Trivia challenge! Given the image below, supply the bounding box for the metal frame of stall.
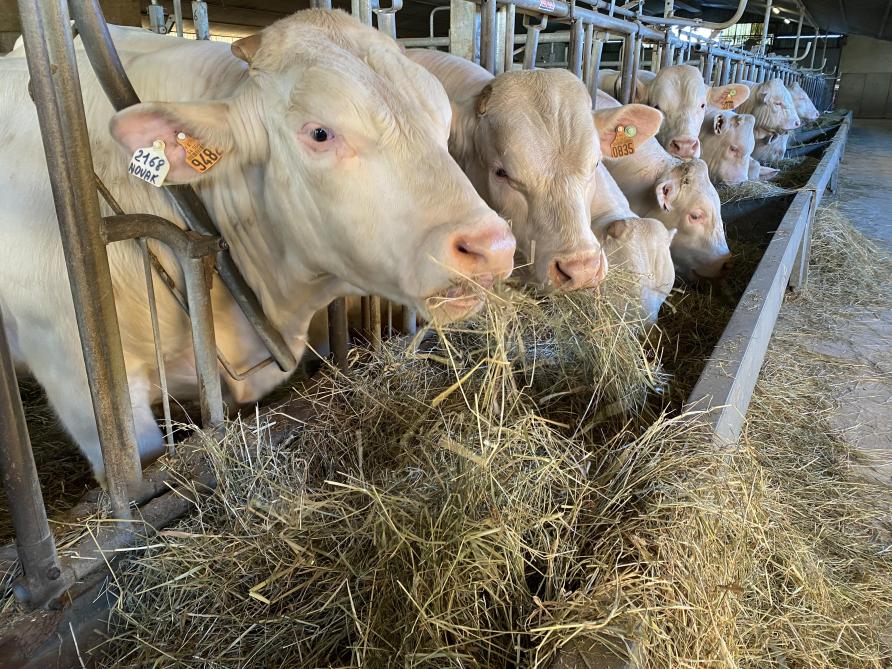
[0,0,843,665]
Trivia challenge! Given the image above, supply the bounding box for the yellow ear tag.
[610,124,636,158]
[720,89,737,110]
[176,132,222,174]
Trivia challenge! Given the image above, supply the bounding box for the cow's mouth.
[425,275,495,323]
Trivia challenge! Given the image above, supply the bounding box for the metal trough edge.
[684,112,851,448]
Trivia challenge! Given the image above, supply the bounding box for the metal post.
[589,30,604,97]
[568,19,585,78]
[173,0,184,37]
[18,0,141,518]
[328,299,348,372]
[449,0,478,60]
[704,49,714,85]
[760,0,772,55]
[0,308,64,609]
[148,1,166,34]
[481,0,498,73]
[793,11,803,58]
[192,1,209,40]
[503,3,515,72]
[619,33,637,103]
[402,306,417,335]
[311,0,333,8]
[810,27,819,69]
[374,0,402,39]
[370,296,382,351]
[522,13,546,70]
[582,23,594,85]
[182,255,224,428]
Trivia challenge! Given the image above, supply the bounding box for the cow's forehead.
[485,71,596,174]
[652,65,706,101]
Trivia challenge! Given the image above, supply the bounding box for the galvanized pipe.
[327,299,348,372]
[402,306,417,335]
[192,1,209,39]
[522,13,546,69]
[481,0,498,73]
[373,0,402,39]
[503,3,515,72]
[0,308,65,610]
[568,19,585,78]
[311,0,333,8]
[173,0,184,37]
[69,0,298,374]
[793,10,803,58]
[18,0,141,518]
[619,33,637,103]
[760,0,772,55]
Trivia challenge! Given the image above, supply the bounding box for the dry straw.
[93,204,892,668]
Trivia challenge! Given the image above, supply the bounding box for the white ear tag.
[127,139,170,187]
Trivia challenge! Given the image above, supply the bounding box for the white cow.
[736,78,801,163]
[787,81,820,122]
[408,49,663,290]
[599,65,749,159]
[699,109,762,185]
[596,91,731,280]
[590,164,675,324]
[0,10,516,482]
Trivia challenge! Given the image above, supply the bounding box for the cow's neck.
[590,163,636,231]
[604,137,677,214]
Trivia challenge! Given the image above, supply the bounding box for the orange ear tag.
[176,132,223,173]
[720,89,737,110]
[610,125,636,158]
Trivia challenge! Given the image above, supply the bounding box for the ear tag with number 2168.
[127,139,169,187]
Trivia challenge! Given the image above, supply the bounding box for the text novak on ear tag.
[176,132,222,174]
[128,139,169,187]
[610,124,636,158]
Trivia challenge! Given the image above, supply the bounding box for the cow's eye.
[495,167,509,179]
[310,127,333,142]
[688,210,704,223]
[700,102,706,109]
[653,104,660,111]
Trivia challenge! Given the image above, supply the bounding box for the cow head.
[602,218,676,324]
[787,81,820,122]
[457,68,661,291]
[645,159,730,279]
[110,10,515,326]
[699,109,757,185]
[638,65,749,160]
[743,78,801,133]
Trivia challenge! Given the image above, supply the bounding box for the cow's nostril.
[554,261,572,285]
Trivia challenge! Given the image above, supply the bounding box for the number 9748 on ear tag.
[128,139,169,187]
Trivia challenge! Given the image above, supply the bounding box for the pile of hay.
[94,218,892,668]
[717,155,821,204]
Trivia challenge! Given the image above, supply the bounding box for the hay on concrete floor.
[93,224,892,668]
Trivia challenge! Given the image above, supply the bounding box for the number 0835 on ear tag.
[127,139,169,187]
[610,125,636,158]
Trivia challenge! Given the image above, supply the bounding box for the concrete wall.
[838,35,892,118]
[0,0,141,53]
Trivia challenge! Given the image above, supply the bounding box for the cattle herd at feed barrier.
[0,0,841,645]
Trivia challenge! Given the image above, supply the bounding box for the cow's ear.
[607,219,630,239]
[707,83,749,109]
[475,83,494,116]
[655,178,678,211]
[632,76,650,104]
[756,165,779,181]
[110,102,235,185]
[593,103,663,157]
[231,33,262,64]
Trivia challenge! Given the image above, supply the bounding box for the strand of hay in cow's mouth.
[92,234,892,668]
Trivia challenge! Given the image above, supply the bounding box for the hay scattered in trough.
[94,216,892,668]
[717,155,821,204]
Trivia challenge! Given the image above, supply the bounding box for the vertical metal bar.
[374,0,402,39]
[449,0,478,60]
[760,0,772,54]
[503,3,516,72]
[590,31,604,96]
[182,257,224,428]
[0,308,63,608]
[18,0,140,517]
[582,23,594,85]
[704,50,714,85]
[386,301,393,338]
[361,296,371,339]
[328,299,348,372]
[522,14,545,70]
[810,27,819,69]
[481,0,498,73]
[148,1,166,34]
[793,11,803,58]
[173,0,184,37]
[192,1,209,40]
[568,20,584,78]
[139,239,174,449]
[619,33,636,103]
[402,306,417,336]
[311,0,333,8]
[370,296,382,351]
[493,6,507,74]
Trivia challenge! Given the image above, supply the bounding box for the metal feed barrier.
[0,0,844,665]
